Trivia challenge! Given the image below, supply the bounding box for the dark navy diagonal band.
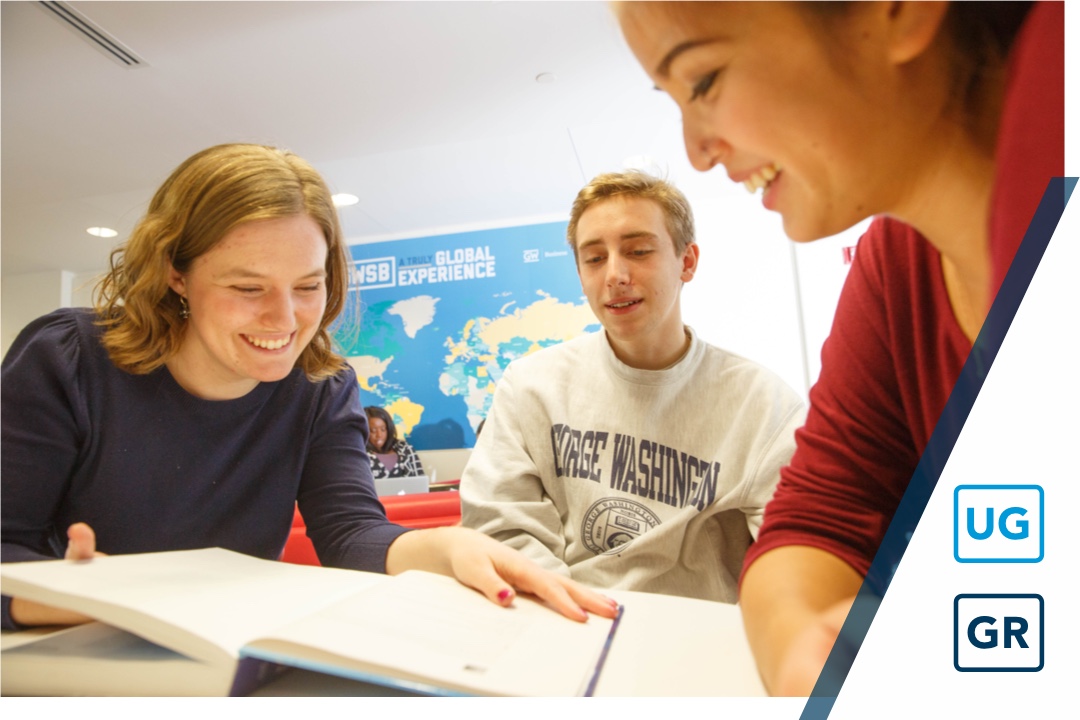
[800,177,1077,720]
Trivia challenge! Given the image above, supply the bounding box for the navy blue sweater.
[1,308,408,629]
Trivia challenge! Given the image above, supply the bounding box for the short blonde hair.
[566,171,695,259]
[94,143,349,380]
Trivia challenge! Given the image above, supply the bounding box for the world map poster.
[334,221,600,450]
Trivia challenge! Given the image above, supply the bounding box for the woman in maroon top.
[615,1,1063,695]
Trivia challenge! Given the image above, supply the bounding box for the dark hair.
[941,1,1032,109]
[803,2,1032,117]
[364,406,398,453]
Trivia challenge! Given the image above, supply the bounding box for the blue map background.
[333,221,600,450]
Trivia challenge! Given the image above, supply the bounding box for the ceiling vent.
[38,1,148,69]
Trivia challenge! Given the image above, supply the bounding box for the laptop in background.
[373,474,430,497]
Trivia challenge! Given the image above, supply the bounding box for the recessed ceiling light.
[535,72,556,84]
[86,227,118,238]
[332,193,359,207]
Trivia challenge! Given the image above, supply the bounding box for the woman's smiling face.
[617,1,913,242]
[167,214,329,400]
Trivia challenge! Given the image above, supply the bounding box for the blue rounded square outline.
[953,484,1044,563]
[953,593,1044,672]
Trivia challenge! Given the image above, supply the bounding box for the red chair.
[381,491,462,529]
[280,492,462,567]
[280,506,320,566]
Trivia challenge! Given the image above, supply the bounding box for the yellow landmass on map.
[443,295,597,365]
[445,319,478,361]
[386,398,424,437]
[475,295,597,349]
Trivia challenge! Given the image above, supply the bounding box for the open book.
[0,548,619,697]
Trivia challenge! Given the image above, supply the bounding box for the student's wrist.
[8,596,93,627]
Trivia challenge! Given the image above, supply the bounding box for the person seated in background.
[459,171,805,603]
[364,406,424,479]
[0,142,618,630]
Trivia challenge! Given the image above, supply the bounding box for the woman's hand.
[9,523,106,627]
[386,526,619,622]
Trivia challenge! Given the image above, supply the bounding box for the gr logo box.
[954,485,1044,563]
[954,594,1044,672]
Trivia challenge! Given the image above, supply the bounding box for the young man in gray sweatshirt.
[460,172,804,603]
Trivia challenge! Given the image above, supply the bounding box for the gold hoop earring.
[179,296,191,320]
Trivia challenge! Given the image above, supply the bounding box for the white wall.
[679,185,806,398]
[1,269,101,359]
[70,271,103,310]
[1,270,72,358]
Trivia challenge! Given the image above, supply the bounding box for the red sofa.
[281,492,462,566]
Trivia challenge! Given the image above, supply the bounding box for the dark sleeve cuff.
[2,594,25,631]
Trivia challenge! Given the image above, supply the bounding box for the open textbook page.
[242,569,618,696]
[0,548,618,696]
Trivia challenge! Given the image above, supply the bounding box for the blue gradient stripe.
[800,176,1077,720]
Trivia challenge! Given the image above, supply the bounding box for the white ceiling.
[1,0,709,279]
